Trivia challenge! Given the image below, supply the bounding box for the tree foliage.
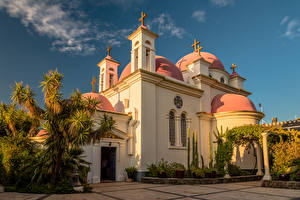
[0,69,115,192]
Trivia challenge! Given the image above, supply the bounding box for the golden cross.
[107,45,112,56]
[196,44,203,55]
[139,11,147,26]
[191,39,200,52]
[90,76,96,93]
[231,64,237,73]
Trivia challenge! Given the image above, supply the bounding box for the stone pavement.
[0,181,299,200]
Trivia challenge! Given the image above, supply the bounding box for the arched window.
[169,111,175,146]
[181,113,187,147]
[220,77,225,83]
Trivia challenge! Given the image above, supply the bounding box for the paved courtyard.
[0,181,299,200]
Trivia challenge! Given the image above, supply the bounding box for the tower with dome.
[66,12,265,183]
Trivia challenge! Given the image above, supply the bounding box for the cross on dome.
[191,39,200,52]
[90,76,96,93]
[107,45,112,56]
[196,44,203,55]
[139,11,147,26]
[231,64,237,73]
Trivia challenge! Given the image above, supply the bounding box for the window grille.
[169,111,175,146]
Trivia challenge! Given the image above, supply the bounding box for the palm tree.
[12,69,115,188]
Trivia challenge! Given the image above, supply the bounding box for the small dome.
[119,56,184,82]
[36,129,48,137]
[176,51,225,71]
[211,94,256,113]
[82,92,115,112]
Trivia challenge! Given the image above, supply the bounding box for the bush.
[146,160,186,178]
[271,140,300,179]
[146,164,158,177]
[228,164,242,176]
[190,166,204,178]
[215,141,233,172]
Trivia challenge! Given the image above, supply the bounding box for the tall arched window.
[169,111,175,146]
[181,113,187,147]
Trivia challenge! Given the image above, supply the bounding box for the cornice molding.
[213,110,265,120]
[128,26,159,40]
[197,112,214,121]
[193,74,251,96]
[102,69,204,98]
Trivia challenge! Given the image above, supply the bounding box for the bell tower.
[97,45,120,92]
[128,11,159,73]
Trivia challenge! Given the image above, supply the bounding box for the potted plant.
[174,163,185,178]
[157,166,167,178]
[125,167,137,182]
[192,168,205,179]
[204,168,217,178]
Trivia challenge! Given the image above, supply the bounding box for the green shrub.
[146,164,158,177]
[271,140,300,178]
[146,160,186,178]
[215,141,233,172]
[190,166,204,178]
[125,167,137,179]
[228,164,242,176]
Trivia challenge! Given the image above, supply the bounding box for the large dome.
[176,51,225,71]
[119,56,184,82]
[82,92,115,112]
[211,94,256,113]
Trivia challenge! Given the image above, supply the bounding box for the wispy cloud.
[0,0,134,55]
[149,13,185,39]
[210,0,234,7]
[192,10,206,22]
[280,16,289,25]
[280,16,300,39]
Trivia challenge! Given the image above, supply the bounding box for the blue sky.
[0,0,299,123]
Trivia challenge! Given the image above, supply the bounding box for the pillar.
[262,132,272,180]
[254,142,263,176]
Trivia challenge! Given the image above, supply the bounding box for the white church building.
[38,13,264,183]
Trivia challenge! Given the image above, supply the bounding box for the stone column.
[262,132,272,180]
[254,142,264,175]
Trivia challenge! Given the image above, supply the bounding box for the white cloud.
[192,10,206,22]
[280,16,289,25]
[210,0,234,7]
[149,13,185,39]
[0,0,134,55]
[280,17,300,39]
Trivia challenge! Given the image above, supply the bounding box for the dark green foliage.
[125,167,137,179]
[228,164,242,176]
[190,166,205,178]
[0,69,115,193]
[146,160,185,178]
[146,164,158,177]
[214,141,233,173]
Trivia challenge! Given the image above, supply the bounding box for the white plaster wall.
[154,86,201,168]
[209,68,229,84]
[229,77,244,89]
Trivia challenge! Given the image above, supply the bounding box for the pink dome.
[176,52,225,71]
[82,92,115,112]
[119,56,184,82]
[211,94,257,113]
[36,129,48,137]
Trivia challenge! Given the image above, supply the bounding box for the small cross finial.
[196,44,203,55]
[231,64,237,73]
[139,11,147,26]
[191,39,200,52]
[91,76,96,93]
[107,45,112,56]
